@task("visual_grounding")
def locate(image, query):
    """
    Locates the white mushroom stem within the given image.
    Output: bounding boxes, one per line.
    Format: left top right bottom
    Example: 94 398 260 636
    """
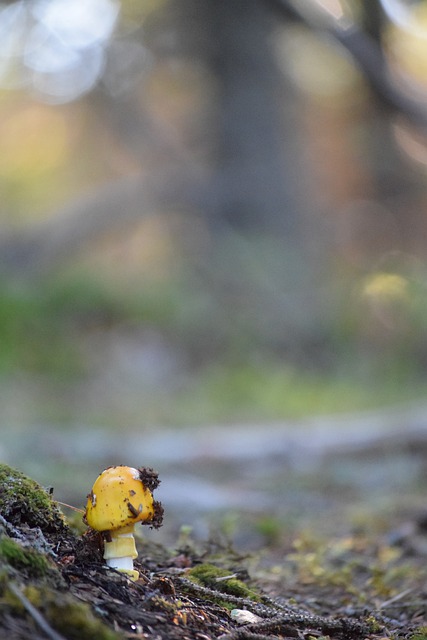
103 526 139 580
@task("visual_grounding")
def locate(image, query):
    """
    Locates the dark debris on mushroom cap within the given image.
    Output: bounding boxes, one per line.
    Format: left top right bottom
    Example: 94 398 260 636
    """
138 467 161 493
150 501 164 529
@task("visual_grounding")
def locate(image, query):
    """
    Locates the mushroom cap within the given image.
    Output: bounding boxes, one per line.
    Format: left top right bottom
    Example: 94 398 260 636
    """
84 465 155 532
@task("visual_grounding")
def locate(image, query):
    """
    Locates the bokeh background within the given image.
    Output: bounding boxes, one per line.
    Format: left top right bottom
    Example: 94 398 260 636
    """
2 0 427 549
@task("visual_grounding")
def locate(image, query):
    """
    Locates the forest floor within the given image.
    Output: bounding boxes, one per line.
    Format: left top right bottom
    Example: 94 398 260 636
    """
1 454 427 640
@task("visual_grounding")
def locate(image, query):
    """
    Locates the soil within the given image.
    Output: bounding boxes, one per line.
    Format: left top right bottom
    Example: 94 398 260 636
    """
1 463 427 640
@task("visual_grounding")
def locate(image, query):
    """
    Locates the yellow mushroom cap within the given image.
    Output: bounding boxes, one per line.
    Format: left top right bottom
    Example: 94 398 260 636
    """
84 465 155 532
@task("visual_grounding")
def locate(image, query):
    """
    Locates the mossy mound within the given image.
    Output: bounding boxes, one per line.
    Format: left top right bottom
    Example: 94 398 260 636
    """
0 463 119 639
0 463 66 533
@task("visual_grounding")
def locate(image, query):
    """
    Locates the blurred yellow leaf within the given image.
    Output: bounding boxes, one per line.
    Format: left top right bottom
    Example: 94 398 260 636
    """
361 272 409 304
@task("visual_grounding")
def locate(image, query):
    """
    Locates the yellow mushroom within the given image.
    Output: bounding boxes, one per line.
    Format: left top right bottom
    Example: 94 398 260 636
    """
84 465 163 581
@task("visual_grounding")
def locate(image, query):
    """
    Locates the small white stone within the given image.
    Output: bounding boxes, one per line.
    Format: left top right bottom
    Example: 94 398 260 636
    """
230 609 263 625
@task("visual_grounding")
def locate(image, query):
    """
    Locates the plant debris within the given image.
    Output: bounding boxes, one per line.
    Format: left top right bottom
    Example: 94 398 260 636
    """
0 463 426 639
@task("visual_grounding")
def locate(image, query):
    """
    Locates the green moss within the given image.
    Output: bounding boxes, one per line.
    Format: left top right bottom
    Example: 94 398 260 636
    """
410 628 427 640
188 563 260 602
0 537 48 577
364 615 383 633
0 463 65 533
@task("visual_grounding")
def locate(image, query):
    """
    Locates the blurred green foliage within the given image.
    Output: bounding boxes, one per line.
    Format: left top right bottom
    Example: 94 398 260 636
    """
0 263 425 425
0 282 78 375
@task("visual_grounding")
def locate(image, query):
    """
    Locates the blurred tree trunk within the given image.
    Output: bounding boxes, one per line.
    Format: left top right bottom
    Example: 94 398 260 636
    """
360 0 384 42
166 0 321 362
174 0 304 238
